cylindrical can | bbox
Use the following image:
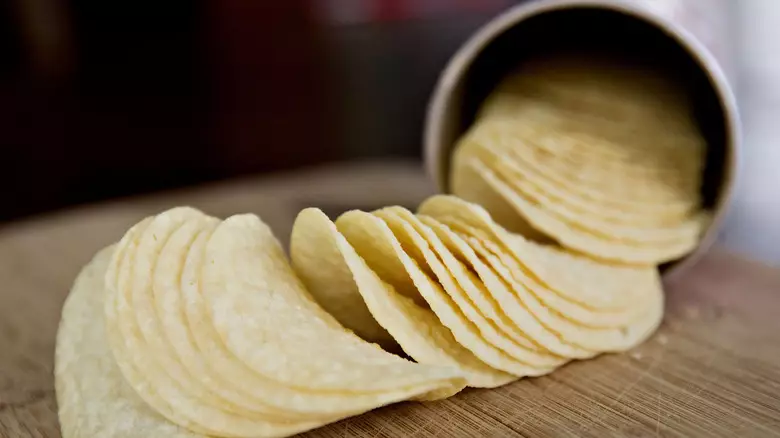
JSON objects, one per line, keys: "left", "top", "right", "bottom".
{"left": 423, "top": 0, "right": 740, "bottom": 279}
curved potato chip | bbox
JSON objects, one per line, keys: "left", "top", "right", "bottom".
{"left": 104, "top": 209, "right": 464, "bottom": 437}
{"left": 155, "top": 215, "right": 316, "bottom": 420}
{"left": 154, "top": 217, "right": 366, "bottom": 422}
{"left": 472, "top": 117, "right": 702, "bottom": 180}
{"left": 490, "top": 162, "right": 706, "bottom": 245}
{"left": 454, "top": 129, "right": 699, "bottom": 215}
{"left": 372, "top": 211, "right": 564, "bottom": 371}
{"left": 418, "top": 195, "right": 657, "bottom": 310}
{"left": 291, "top": 208, "right": 394, "bottom": 347}
{"left": 478, "top": 95, "right": 701, "bottom": 164}
{"left": 450, "top": 149, "right": 553, "bottom": 243}
{"left": 56, "top": 246, "right": 202, "bottom": 438}
{"left": 292, "top": 208, "right": 510, "bottom": 390}
{"left": 199, "top": 214, "right": 463, "bottom": 393}
{"left": 479, "top": 58, "right": 699, "bottom": 145}
{"left": 461, "top": 235, "right": 664, "bottom": 352}
{"left": 464, "top": 159, "right": 699, "bottom": 264}
{"left": 384, "top": 210, "right": 622, "bottom": 354}
{"left": 180, "top": 221, "right": 453, "bottom": 418}
{"left": 373, "top": 209, "right": 562, "bottom": 368}
{"left": 482, "top": 144, "right": 697, "bottom": 226}
{"left": 336, "top": 210, "right": 549, "bottom": 377}
{"left": 105, "top": 209, "right": 330, "bottom": 436}
{"left": 377, "top": 207, "right": 572, "bottom": 365}
{"left": 466, "top": 136, "right": 699, "bottom": 220}
{"left": 454, "top": 230, "right": 650, "bottom": 328}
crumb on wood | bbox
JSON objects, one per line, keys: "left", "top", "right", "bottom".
{"left": 657, "top": 334, "right": 668, "bottom": 345}
{"left": 630, "top": 351, "right": 643, "bottom": 360}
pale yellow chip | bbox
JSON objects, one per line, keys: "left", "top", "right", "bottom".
{"left": 488, "top": 162, "right": 706, "bottom": 245}
{"left": 153, "top": 215, "right": 322, "bottom": 421}
{"left": 455, "top": 124, "right": 700, "bottom": 213}
{"left": 471, "top": 117, "right": 702, "bottom": 181}
{"left": 453, "top": 229, "right": 649, "bottom": 328}
{"left": 478, "top": 57, "right": 699, "bottom": 142}
{"left": 414, "top": 197, "right": 664, "bottom": 351}
{"left": 418, "top": 195, "right": 659, "bottom": 310}
{"left": 450, "top": 146, "right": 553, "bottom": 243}
{"left": 460, "top": 235, "right": 663, "bottom": 352}
{"left": 453, "top": 57, "right": 708, "bottom": 266}
{"left": 373, "top": 208, "right": 565, "bottom": 372}
{"left": 105, "top": 209, "right": 332, "bottom": 436}
{"left": 336, "top": 210, "right": 551, "bottom": 377}
{"left": 414, "top": 213, "right": 596, "bottom": 359}
{"left": 463, "top": 159, "right": 700, "bottom": 264}
{"left": 56, "top": 246, "right": 202, "bottom": 438}
{"left": 377, "top": 207, "right": 571, "bottom": 365}
{"left": 179, "top": 220, "right": 449, "bottom": 418}
{"left": 383, "top": 210, "right": 608, "bottom": 354}
{"left": 292, "top": 208, "right": 510, "bottom": 390}
{"left": 479, "top": 143, "right": 697, "bottom": 226}
{"left": 102, "top": 209, "right": 465, "bottom": 437}
{"left": 199, "top": 214, "right": 461, "bottom": 392}
{"left": 466, "top": 62, "right": 705, "bottom": 206}
{"left": 290, "top": 208, "right": 394, "bottom": 348}
{"left": 477, "top": 94, "right": 702, "bottom": 169}
{"left": 464, "top": 134, "right": 699, "bottom": 222}
{"left": 104, "top": 210, "right": 219, "bottom": 435}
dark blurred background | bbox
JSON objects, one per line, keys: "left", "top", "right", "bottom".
{"left": 0, "top": 0, "right": 514, "bottom": 222}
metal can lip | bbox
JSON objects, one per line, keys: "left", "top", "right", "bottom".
{"left": 423, "top": 0, "right": 741, "bottom": 278}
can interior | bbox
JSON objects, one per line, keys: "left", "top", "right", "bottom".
{"left": 440, "top": 6, "right": 733, "bottom": 271}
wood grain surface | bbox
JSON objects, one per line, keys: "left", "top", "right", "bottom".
{"left": 1, "top": 161, "right": 779, "bottom": 437}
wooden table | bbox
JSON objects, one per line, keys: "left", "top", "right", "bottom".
{"left": 1, "top": 161, "right": 779, "bottom": 437}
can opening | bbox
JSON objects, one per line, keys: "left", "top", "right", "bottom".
{"left": 429, "top": 4, "right": 736, "bottom": 274}
{"left": 459, "top": 7, "right": 730, "bottom": 207}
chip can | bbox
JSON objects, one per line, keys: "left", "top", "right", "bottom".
{"left": 424, "top": 0, "right": 740, "bottom": 279}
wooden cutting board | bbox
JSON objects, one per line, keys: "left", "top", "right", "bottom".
{"left": 1, "top": 162, "right": 779, "bottom": 437}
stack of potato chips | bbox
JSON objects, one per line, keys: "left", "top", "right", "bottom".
{"left": 450, "top": 57, "right": 709, "bottom": 265}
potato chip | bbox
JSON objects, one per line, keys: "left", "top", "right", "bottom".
{"left": 472, "top": 116, "right": 702, "bottom": 178}
{"left": 179, "top": 220, "right": 453, "bottom": 418}
{"left": 153, "top": 216, "right": 364, "bottom": 422}
{"left": 105, "top": 209, "right": 331, "bottom": 436}
{"left": 461, "top": 235, "right": 664, "bottom": 352}
{"left": 292, "top": 208, "right": 511, "bottom": 390}
{"left": 478, "top": 57, "right": 698, "bottom": 138}
{"left": 462, "top": 159, "right": 700, "bottom": 264}
{"left": 383, "top": 209, "right": 625, "bottom": 353}
{"left": 56, "top": 246, "right": 202, "bottom": 438}
{"left": 471, "top": 141, "right": 696, "bottom": 225}
{"left": 336, "top": 210, "right": 549, "bottom": 377}
{"left": 465, "top": 128, "right": 700, "bottom": 207}
{"left": 373, "top": 209, "right": 565, "bottom": 368}
{"left": 450, "top": 57, "right": 710, "bottom": 265}
{"left": 456, "top": 123, "right": 700, "bottom": 210}
{"left": 488, "top": 162, "right": 706, "bottom": 245}
{"left": 453, "top": 230, "right": 649, "bottom": 328}
{"left": 416, "top": 197, "right": 664, "bottom": 351}
{"left": 102, "top": 208, "right": 465, "bottom": 437}
{"left": 199, "top": 214, "right": 461, "bottom": 392}
{"left": 450, "top": 148, "right": 553, "bottom": 243}
{"left": 476, "top": 106, "right": 700, "bottom": 172}
{"left": 153, "top": 214, "right": 316, "bottom": 420}
{"left": 418, "top": 195, "right": 658, "bottom": 310}
{"left": 376, "top": 207, "right": 573, "bottom": 364}
{"left": 290, "top": 208, "right": 394, "bottom": 347}
{"left": 104, "top": 211, "right": 219, "bottom": 435}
